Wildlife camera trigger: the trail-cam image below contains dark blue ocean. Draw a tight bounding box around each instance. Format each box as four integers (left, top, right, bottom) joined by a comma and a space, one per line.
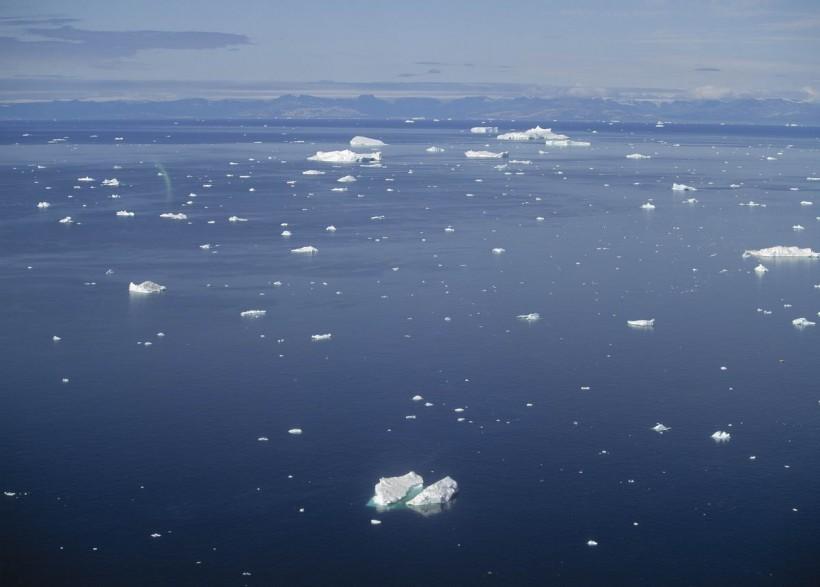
1, 119, 819, 585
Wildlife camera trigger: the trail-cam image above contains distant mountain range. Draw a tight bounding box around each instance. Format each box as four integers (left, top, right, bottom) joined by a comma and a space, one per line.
1, 94, 819, 124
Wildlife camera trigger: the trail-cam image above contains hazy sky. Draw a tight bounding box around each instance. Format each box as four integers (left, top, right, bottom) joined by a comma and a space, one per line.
1, 0, 819, 100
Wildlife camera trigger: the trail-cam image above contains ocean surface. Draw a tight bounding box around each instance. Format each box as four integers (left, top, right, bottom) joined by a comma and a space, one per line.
1, 119, 819, 586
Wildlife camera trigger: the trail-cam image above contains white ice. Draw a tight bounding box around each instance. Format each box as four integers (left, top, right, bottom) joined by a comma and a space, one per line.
406, 476, 459, 507
129, 281, 166, 294
371, 472, 424, 507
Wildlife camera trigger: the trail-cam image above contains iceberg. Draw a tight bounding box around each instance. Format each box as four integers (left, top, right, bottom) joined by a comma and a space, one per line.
311, 333, 332, 341
77, 176, 94, 182
36, 201, 51, 208
640, 202, 656, 210
240, 310, 266, 318
228, 215, 248, 222
101, 178, 119, 187
543, 140, 590, 147
426, 146, 445, 153
371, 472, 424, 507
711, 431, 731, 443
517, 313, 540, 322
753, 264, 768, 274
337, 175, 357, 183
58, 216, 73, 224
465, 150, 508, 159
627, 319, 655, 328
497, 126, 568, 141
742, 246, 819, 259
115, 210, 134, 217
302, 169, 325, 175
325, 225, 337, 232
288, 428, 303, 435
160, 212, 187, 220
626, 153, 652, 159
672, 183, 697, 191
800, 201, 813, 206
350, 136, 386, 147
491, 247, 506, 254
406, 476, 459, 507
291, 245, 318, 255
470, 126, 498, 134
792, 317, 816, 328
307, 150, 381, 163
651, 423, 671, 433
129, 281, 166, 294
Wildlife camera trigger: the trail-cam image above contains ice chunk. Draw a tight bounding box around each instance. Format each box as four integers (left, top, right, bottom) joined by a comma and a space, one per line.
291, 245, 318, 255
288, 428, 303, 435
370, 519, 382, 525
470, 126, 498, 134
543, 139, 590, 147
651, 423, 671, 433
627, 319, 655, 328
426, 146, 445, 153
793, 224, 805, 231
77, 176, 94, 182
129, 281, 166, 294
800, 201, 813, 206
406, 476, 458, 507
491, 247, 506, 255
640, 202, 656, 210
58, 216, 73, 224
36, 201, 51, 208
497, 126, 567, 141
742, 246, 819, 259
228, 215, 248, 222
281, 230, 292, 237
517, 313, 540, 322
307, 150, 381, 163
792, 317, 816, 328
626, 153, 652, 159
711, 431, 731, 442
672, 183, 697, 191
101, 178, 119, 187
587, 540, 599, 547
302, 169, 325, 175
240, 310, 266, 318
337, 175, 357, 183
754, 264, 768, 274
160, 212, 187, 220
371, 472, 424, 507
350, 136, 386, 147
325, 225, 337, 232
465, 150, 508, 159
311, 333, 332, 341
52, 335, 61, 342
115, 210, 135, 217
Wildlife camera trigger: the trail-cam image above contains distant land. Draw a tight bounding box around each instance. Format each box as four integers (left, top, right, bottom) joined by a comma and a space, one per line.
2, 94, 819, 124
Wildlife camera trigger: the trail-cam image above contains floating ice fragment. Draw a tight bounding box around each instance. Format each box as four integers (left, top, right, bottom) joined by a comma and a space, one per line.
470, 126, 498, 134
58, 216, 73, 224
307, 150, 381, 163
627, 319, 655, 328
742, 246, 819, 259
406, 477, 458, 507
640, 202, 656, 210
711, 431, 731, 442
350, 136, 386, 147
800, 201, 813, 206
497, 126, 567, 141
337, 175, 357, 183
149, 533, 161, 539
101, 178, 119, 187
129, 281, 166, 294
281, 230, 292, 237
672, 183, 697, 191
36, 201, 51, 208
325, 225, 337, 232
465, 150, 508, 159
302, 169, 325, 175
115, 210, 134, 217
311, 333, 332, 341
426, 146, 445, 153
77, 176, 94, 182
228, 215, 248, 223
290, 245, 318, 255
411, 395, 424, 401
371, 472, 424, 507
587, 540, 599, 547
159, 212, 187, 220
370, 519, 382, 525
491, 247, 506, 255
792, 317, 816, 328
626, 153, 652, 159
517, 313, 540, 322
754, 264, 768, 274
240, 310, 266, 318
288, 428, 303, 435
651, 423, 671, 433
52, 335, 61, 342
793, 224, 805, 231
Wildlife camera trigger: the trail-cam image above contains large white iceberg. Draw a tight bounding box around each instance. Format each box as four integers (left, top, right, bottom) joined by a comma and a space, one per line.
465, 150, 508, 159
497, 126, 568, 141
406, 476, 458, 507
470, 126, 498, 134
350, 136, 385, 147
742, 246, 819, 259
307, 150, 381, 163
129, 281, 166, 294
372, 472, 424, 507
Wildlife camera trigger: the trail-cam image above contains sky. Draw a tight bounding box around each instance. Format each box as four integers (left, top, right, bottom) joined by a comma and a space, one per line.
1, 0, 819, 101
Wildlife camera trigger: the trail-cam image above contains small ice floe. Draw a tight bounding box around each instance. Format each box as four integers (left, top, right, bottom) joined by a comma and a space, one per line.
498, 127, 567, 141
101, 178, 119, 187
288, 428, 303, 435
199, 243, 211, 250
36, 201, 51, 209
740, 201, 766, 208
587, 540, 599, 547
651, 423, 671, 434
337, 175, 357, 183
800, 201, 813, 206
149, 533, 162, 539
3, 491, 17, 497
793, 224, 805, 231
792, 317, 816, 328
426, 146, 445, 153
371, 472, 424, 507
491, 247, 506, 255
743, 246, 819, 259
302, 169, 324, 175
406, 477, 459, 508
159, 212, 187, 220
672, 183, 697, 191
626, 153, 651, 159
311, 333, 332, 341
325, 225, 337, 232
627, 319, 655, 328
257, 437, 269, 442
58, 216, 73, 224
290, 245, 318, 255
115, 210, 135, 217
444, 226, 455, 233
350, 136, 385, 147
240, 310, 266, 318
411, 395, 424, 401
470, 126, 499, 134
228, 215, 248, 222
128, 281, 166, 294
281, 230, 292, 237
52, 335, 61, 342
307, 150, 381, 163
640, 202, 656, 210
77, 176, 94, 182
370, 519, 382, 526
465, 150, 508, 159
711, 431, 732, 443
683, 197, 698, 204
754, 264, 769, 274
517, 313, 540, 322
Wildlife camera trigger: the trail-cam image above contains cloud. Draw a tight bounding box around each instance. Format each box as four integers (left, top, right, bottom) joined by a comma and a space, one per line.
0, 16, 79, 27
689, 85, 736, 100
694, 67, 721, 72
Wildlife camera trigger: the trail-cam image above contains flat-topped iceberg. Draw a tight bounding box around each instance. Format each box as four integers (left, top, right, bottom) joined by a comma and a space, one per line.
517, 312, 540, 322
101, 178, 119, 187
426, 146, 445, 153
115, 210, 134, 217
470, 126, 498, 134
350, 136, 385, 147
672, 183, 697, 191
291, 245, 318, 255
129, 281, 166, 294
160, 212, 187, 220
626, 153, 652, 159
742, 246, 819, 259
337, 175, 357, 183
406, 476, 459, 507
372, 472, 424, 507
465, 150, 508, 159
792, 317, 816, 328
307, 150, 381, 163
497, 126, 568, 141
240, 310, 266, 318
627, 319, 655, 328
